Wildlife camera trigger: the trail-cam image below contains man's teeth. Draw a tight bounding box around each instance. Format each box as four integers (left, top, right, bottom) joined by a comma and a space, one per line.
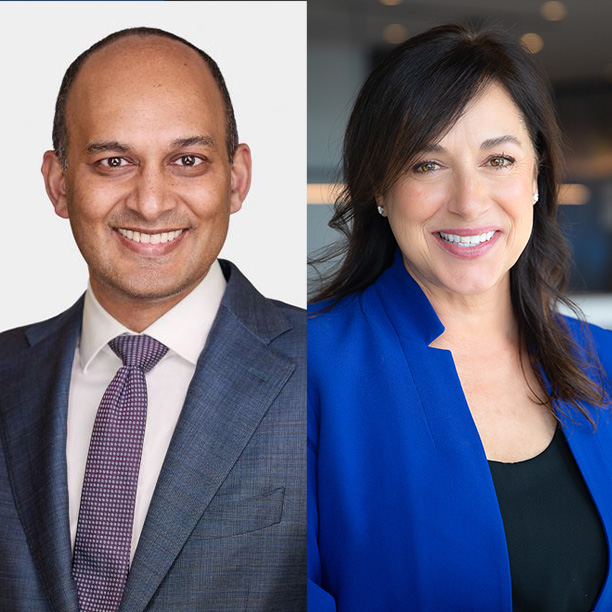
117, 228, 184, 244
439, 230, 496, 247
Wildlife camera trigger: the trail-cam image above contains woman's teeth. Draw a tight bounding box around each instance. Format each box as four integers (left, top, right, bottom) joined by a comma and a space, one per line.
439, 230, 496, 247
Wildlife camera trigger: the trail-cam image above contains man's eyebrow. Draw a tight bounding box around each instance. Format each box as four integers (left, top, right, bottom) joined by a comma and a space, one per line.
86, 141, 132, 154
481, 135, 522, 149
170, 135, 216, 150
85, 136, 216, 155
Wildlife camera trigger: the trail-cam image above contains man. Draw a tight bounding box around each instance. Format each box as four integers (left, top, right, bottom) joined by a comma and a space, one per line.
0, 27, 305, 612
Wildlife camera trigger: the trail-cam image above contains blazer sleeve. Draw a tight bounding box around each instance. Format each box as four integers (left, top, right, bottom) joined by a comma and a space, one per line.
308, 391, 337, 612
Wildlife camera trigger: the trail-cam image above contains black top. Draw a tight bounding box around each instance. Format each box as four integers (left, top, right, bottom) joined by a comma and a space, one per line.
489, 427, 607, 612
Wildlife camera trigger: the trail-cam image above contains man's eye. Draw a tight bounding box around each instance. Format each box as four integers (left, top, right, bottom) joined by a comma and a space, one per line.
99, 157, 128, 168
174, 155, 204, 167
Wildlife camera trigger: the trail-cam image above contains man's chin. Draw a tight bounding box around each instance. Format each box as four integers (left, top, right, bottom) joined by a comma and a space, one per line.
91, 273, 204, 306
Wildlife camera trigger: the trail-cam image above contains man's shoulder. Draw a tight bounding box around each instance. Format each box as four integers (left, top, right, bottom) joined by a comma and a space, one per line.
266, 298, 306, 329
220, 259, 305, 345
0, 323, 31, 359
0, 298, 84, 364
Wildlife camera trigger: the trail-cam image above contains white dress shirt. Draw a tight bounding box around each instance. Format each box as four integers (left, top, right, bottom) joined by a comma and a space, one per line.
66, 260, 226, 563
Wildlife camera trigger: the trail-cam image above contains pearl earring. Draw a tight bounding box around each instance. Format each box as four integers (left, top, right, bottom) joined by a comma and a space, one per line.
377, 206, 384, 215
533, 193, 539, 204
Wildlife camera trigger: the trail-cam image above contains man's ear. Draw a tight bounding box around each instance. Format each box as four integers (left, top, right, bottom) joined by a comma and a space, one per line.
229, 143, 252, 214
41, 150, 69, 218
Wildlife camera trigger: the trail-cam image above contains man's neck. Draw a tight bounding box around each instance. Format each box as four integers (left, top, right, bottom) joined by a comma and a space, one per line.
89, 282, 200, 333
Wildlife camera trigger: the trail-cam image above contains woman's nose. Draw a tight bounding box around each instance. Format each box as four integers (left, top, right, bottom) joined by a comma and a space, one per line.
447, 170, 490, 220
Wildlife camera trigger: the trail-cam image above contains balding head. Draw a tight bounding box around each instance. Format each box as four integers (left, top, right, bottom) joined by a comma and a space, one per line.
52, 27, 238, 168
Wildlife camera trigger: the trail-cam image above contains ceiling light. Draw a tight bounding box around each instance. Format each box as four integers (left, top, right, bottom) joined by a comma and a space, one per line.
307, 184, 342, 205
521, 33, 544, 54
559, 184, 591, 205
380, 0, 404, 5
540, 1, 567, 21
383, 24, 408, 45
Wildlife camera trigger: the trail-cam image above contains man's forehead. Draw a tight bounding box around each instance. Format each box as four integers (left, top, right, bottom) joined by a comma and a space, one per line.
61, 34, 231, 161
71, 35, 217, 99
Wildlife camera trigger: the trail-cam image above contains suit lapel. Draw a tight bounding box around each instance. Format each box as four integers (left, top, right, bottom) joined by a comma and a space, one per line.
369, 256, 514, 610
0, 300, 83, 612
120, 263, 296, 612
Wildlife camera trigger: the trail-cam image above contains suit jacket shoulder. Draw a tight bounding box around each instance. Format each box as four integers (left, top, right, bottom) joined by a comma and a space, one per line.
0, 297, 83, 364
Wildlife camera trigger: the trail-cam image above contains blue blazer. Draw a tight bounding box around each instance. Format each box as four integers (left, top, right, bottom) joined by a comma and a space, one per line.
308, 251, 612, 611
0, 261, 306, 612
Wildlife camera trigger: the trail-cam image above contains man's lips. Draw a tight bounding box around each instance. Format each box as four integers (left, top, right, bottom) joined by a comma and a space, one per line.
113, 227, 189, 256
115, 227, 186, 245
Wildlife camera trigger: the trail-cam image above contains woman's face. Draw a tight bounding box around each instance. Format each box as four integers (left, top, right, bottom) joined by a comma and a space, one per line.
379, 82, 538, 302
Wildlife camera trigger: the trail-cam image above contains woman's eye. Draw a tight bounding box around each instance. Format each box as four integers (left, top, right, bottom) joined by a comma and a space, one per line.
174, 155, 204, 167
488, 156, 514, 168
414, 161, 439, 173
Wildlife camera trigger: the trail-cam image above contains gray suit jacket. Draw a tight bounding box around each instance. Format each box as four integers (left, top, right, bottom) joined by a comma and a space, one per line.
0, 261, 306, 611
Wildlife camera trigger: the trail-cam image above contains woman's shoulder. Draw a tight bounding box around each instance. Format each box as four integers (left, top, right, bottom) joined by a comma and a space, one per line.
559, 314, 612, 375
560, 314, 612, 347
307, 291, 379, 371
308, 293, 367, 333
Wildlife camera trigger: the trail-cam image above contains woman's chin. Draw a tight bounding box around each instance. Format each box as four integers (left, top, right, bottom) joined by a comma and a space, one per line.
425, 270, 509, 300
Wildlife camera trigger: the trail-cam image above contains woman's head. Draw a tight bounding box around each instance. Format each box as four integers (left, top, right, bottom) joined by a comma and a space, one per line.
312, 23, 608, 426
345, 23, 561, 206
378, 80, 539, 300
312, 23, 565, 302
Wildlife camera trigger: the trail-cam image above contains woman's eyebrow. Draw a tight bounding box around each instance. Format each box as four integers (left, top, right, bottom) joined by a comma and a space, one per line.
417, 134, 523, 156
480, 135, 522, 149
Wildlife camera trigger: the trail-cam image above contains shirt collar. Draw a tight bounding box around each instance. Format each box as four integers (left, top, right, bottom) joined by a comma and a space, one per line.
79, 260, 227, 372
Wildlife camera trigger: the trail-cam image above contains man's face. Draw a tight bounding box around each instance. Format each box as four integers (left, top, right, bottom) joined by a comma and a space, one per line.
44, 36, 250, 316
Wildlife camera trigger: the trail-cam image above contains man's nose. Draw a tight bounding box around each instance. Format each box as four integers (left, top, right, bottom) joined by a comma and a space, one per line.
128, 166, 174, 220
447, 170, 490, 220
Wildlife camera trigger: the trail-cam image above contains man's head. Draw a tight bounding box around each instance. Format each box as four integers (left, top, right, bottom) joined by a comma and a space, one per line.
41, 28, 251, 328
52, 27, 239, 168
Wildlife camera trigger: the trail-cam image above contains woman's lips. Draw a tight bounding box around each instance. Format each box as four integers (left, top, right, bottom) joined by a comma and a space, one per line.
433, 229, 500, 259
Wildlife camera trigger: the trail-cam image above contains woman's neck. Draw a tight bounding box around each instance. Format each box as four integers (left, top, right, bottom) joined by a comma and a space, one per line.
419, 276, 519, 351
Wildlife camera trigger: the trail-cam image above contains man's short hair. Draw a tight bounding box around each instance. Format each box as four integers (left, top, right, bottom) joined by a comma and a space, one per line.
52, 26, 239, 168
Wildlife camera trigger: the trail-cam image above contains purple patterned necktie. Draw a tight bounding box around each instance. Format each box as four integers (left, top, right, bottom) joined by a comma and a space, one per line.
72, 334, 168, 612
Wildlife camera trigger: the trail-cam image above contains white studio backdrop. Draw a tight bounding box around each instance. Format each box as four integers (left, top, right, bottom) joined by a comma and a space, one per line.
0, 0, 306, 332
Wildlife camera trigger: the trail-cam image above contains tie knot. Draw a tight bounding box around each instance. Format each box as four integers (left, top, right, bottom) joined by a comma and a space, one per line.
108, 334, 168, 372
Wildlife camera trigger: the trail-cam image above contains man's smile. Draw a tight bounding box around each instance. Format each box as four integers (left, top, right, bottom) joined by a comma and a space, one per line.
116, 227, 185, 244
113, 226, 189, 256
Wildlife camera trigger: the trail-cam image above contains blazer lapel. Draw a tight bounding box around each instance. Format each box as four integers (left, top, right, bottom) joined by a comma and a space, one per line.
0, 299, 83, 612
369, 255, 514, 610
120, 263, 296, 612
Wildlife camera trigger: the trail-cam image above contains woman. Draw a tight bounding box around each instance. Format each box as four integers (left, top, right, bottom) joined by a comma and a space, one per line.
308, 24, 612, 611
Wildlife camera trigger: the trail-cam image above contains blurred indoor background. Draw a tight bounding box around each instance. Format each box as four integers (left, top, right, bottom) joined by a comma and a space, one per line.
308, 0, 612, 327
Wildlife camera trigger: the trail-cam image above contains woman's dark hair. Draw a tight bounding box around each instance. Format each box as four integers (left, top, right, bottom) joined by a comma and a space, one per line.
310, 23, 608, 424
